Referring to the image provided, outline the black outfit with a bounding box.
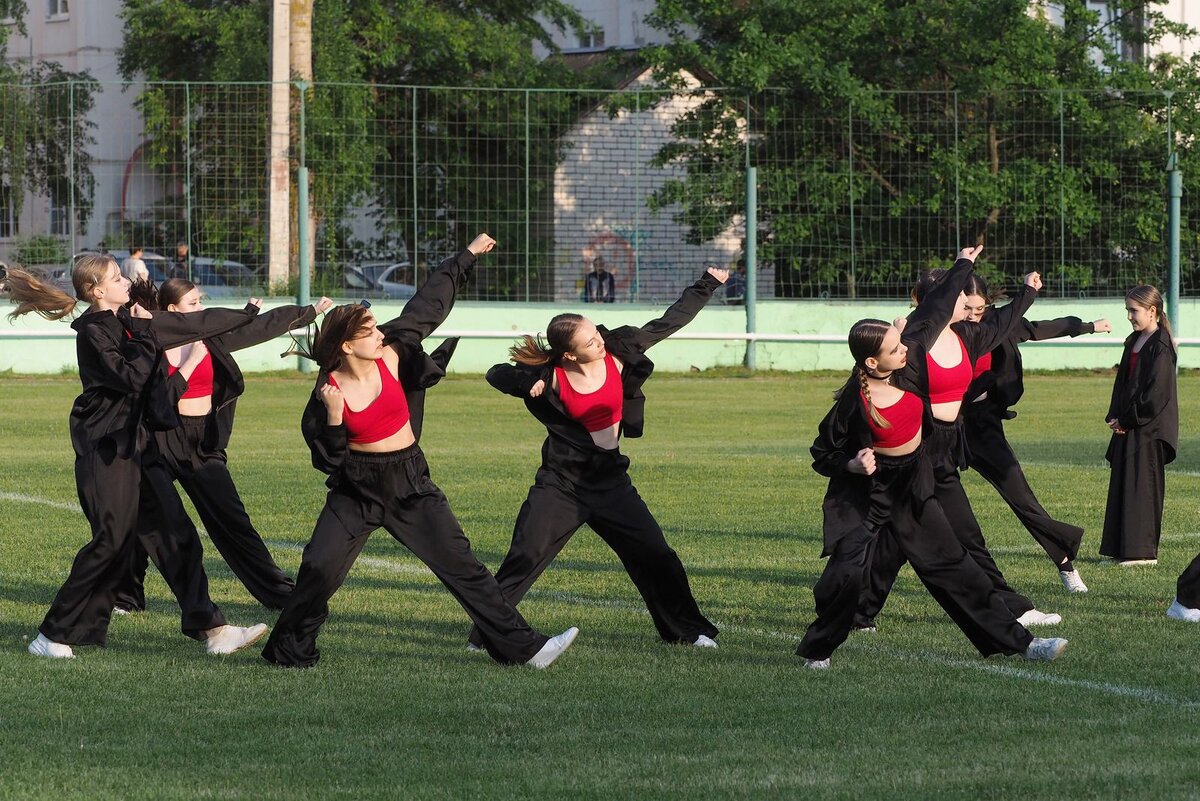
[262,250,551,668]
[467,272,723,648]
[1100,327,1178,560]
[114,304,319,611]
[1177,554,1200,608]
[962,315,1095,567]
[797,366,1034,660]
[38,306,254,646]
[584,269,615,303]
[857,261,1040,628]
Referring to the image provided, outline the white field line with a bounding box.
[8,491,1199,709]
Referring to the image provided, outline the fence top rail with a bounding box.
[4,79,1199,99]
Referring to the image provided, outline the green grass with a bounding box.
[1,372,1198,800]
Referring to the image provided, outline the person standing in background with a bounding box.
[584,252,615,303]
[122,246,149,282]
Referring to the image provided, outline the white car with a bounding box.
[343,261,417,300]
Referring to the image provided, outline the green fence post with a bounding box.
[746,166,758,370]
[1168,150,1181,341]
[296,80,312,373]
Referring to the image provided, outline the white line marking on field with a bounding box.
[9,491,1200,708]
[0,491,79,512]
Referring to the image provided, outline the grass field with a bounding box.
[1,371,1198,800]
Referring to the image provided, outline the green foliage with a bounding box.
[644,0,1200,297]
[11,234,69,265]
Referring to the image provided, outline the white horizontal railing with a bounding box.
[1,329,1198,345]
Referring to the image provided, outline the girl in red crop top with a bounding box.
[327,359,411,445]
[554,352,623,436]
[925,334,973,405]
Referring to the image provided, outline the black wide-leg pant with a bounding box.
[963,406,1084,566]
[798,449,1033,661]
[467,465,718,648]
[39,437,226,646]
[114,415,295,611]
[1100,430,1166,561]
[1177,553,1200,608]
[857,418,1035,627]
[261,445,548,668]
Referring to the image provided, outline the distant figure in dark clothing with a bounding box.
[170,241,190,280]
[584,255,615,303]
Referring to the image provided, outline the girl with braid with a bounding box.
[797,248,1067,668]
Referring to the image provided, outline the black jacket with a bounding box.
[964,314,1096,412]
[68,306,254,458]
[486,271,723,471]
[157,303,319,451]
[1106,326,1178,464]
[301,250,471,476]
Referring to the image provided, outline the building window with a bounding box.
[579,27,605,49]
[49,196,69,236]
[0,185,17,239]
[47,0,69,19]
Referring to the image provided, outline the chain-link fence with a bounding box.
[1,80,1195,302]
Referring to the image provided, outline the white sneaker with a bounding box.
[526,627,579,669]
[1118,558,1158,567]
[28,633,74,659]
[1166,598,1200,623]
[205,623,269,655]
[1059,569,1088,593]
[466,642,485,654]
[1023,637,1068,661]
[1016,609,1063,627]
[111,607,131,616]
[853,625,877,634]
[802,657,831,670]
[692,634,718,648]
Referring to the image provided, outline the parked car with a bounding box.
[343,261,417,300]
[74,250,243,299]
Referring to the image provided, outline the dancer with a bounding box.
[960,274,1111,592]
[1100,285,1178,565]
[3,257,268,658]
[1167,555,1200,622]
[262,234,578,668]
[466,267,727,651]
[857,249,1061,631]
[112,279,333,612]
[797,310,1067,668]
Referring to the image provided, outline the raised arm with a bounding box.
[900,246,980,351]
[377,234,494,349]
[1017,315,1108,343]
[486,361,548,399]
[960,272,1041,359]
[607,267,727,354]
[216,299,329,352]
[149,307,257,349]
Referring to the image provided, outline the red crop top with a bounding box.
[168,351,214,399]
[863,390,923,449]
[926,335,973,404]
[556,353,623,433]
[328,359,411,445]
[972,350,993,381]
[1128,350,1139,378]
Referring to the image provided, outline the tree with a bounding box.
[119,0,599,296]
[644,0,1200,297]
[0,3,97,239]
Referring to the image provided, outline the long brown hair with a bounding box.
[1127,284,1175,350]
[2,254,116,321]
[845,318,892,428]
[509,313,584,365]
[295,303,375,373]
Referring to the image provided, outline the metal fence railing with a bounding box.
[0,81,1195,302]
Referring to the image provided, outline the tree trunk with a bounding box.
[267,0,290,290]
[290,0,316,281]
